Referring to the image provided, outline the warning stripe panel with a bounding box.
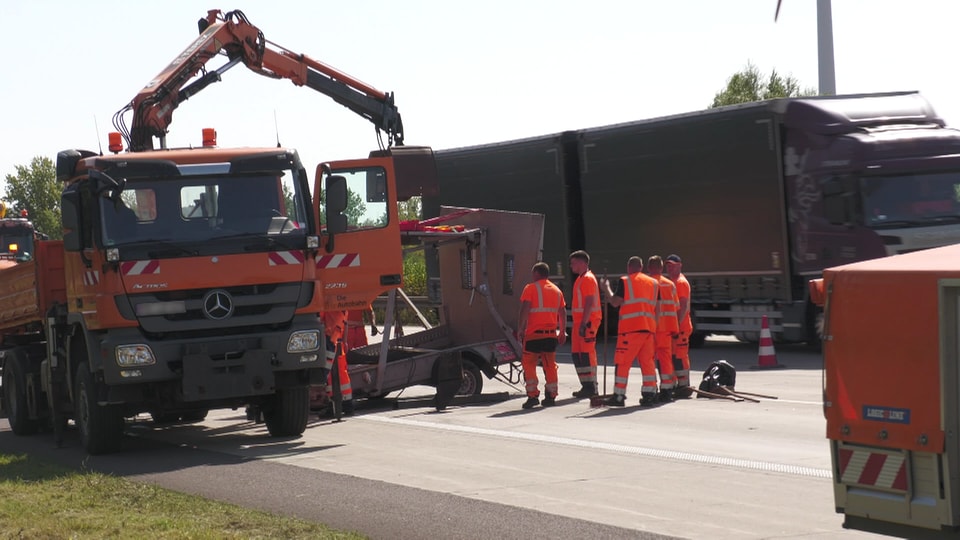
[82,270,100,286]
[120,260,160,276]
[315,253,360,269]
[838,447,907,492]
[268,251,305,266]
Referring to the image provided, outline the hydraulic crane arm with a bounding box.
[113,9,404,152]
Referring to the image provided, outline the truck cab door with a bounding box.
[315,157,403,311]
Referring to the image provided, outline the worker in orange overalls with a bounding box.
[647,255,678,402]
[568,250,602,398]
[600,256,659,407]
[345,305,377,350]
[665,254,693,398]
[322,310,354,416]
[517,262,567,409]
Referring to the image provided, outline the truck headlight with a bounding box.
[287,330,320,352]
[116,344,156,367]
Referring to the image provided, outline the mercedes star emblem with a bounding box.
[202,289,234,320]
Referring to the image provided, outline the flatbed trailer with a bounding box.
[317,208,544,411]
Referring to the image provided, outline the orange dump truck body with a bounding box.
[816,242,960,532]
[0,241,66,336]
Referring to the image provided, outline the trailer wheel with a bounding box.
[180,409,209,423]
[264,385,309,437]
[457,362,483,397]
[150,412,181,425]
[75,362,124,455]
[3,355,40,435]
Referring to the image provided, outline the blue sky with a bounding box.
[1,0,957,187]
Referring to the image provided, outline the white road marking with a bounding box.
[361,415,832,479]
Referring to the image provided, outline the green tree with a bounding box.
[344,189,366,227]
[318,187,366,227]
[398,197,421,221]
[710,62,817,108]
[3,156,61,239]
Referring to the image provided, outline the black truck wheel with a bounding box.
[3,354,40,435]
[264,385,309,437]
[75,362,124,455]
[457,362,483,397]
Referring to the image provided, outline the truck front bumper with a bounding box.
[98,314,325,402]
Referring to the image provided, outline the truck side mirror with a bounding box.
[325,175,348,235]
[61,187,82,252]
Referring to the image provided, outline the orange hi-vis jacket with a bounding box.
[674,273,693,333]
[522,278,564,338]
[572,270,602,325]
[323,310,347,341]
[618,272,658,333]
[655,275,679,334]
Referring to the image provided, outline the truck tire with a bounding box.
[457,362,483,397]
[75,362,125,455]
[264,385,309,437]
[3,354,40,435]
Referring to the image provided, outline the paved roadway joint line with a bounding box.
[361,415,831,480]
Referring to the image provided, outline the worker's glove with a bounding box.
[578,324,588,338]
[370,325,379,336]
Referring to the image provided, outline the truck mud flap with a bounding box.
[432,352,463,411]
[181,351,275,402]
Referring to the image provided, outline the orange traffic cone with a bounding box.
[751,315,786,370]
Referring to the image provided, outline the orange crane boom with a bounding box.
[113,9,404,152]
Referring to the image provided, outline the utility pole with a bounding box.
[816,0,836,95]
[775,0,836,95]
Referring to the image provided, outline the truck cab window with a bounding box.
[322,167,389,231]
[863,172,960,226]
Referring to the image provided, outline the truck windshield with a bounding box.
[100,171,311,246]
[0,227,34,260]
[862,172,960,227]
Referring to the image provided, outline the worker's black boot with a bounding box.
[541,395,557,407]
[674,386,693,399]
[604,394,626,407]
[640,393,658,407]
[658,389,674,403]
[522,397,539,409]
[572,384,598,399]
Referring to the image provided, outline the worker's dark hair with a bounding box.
[569,250,590,265]
[647,255,663,272]
[627,256,643,272]
[532,262,551,279]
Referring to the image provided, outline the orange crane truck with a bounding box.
[810,243,960,535]
[0,8,426,453]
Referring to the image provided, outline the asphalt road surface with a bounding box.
[0,337,910,539]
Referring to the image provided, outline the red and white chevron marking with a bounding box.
[838,447,908,491]
[315,253,360,269]
[120,260,160,276]
[268,251,305,266]
[82,270,100,286]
